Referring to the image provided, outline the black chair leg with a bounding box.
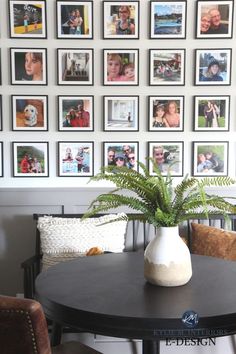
[51,322,62,346]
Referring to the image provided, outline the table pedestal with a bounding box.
[143,339,160,354]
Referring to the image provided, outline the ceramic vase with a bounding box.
[144,226,192,286]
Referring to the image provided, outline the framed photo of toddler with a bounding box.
[148,96,184,131]
[194,95,230,132]
[103,1,139,39]
[0,142,3,177]
[196,0,234,39]
[148,141,184,177]
[58,141,94,177]
[195,48,231,86]
[192,141,228,177]
[103,141,139,171]
[103,49,139,86]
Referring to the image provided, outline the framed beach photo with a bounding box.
[195,49,231,86]
[56,1,93,39]
[196,0,233,39]
[58,95,94,131]
[194,96,230,131]
[12,142,49,177]
[149,49,185,86]
[148,96,184,131]
[58,141,94,177]
[103,141,139,171]
[12,95,48,131]
[0,142,3,177]
[103,49,139,85]
[10,48,47,85]
[150,1,186,39]
[57,48,93,85]
[192,141,228,176]
[9,0,47,38]
[103,1,139,39]
[148,142,184,177]
[103,95,139,131]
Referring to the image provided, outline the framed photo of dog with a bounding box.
[11,95,48,131]
[0,142,3,177]
[103,141,139,171]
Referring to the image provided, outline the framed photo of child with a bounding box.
[103,95,139,131]
[9,0,47,38]
[148,96,184,131]
[103,49,139,85]
[12,141,49,177]
[149,49,185,86]
[148,141,184,176]
[192,141,228,176]
[0,142,3,177]
[58,141,94,177]
[56,1,93,39]
[195,49,231,86]
[11,95,48,131]
[103,1,139,39]
[103,141,139,171]
[58,95,94,131]
[194,96,230,132]
[150,1,187,39]
[196,0,234,39]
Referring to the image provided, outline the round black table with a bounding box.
[35,252,236,354]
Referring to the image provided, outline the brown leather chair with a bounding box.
[0,295,103,354]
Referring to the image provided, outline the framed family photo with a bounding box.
[103,141,139,171]
[148,141,184,176]
[10,48,47,85]
[58,95,94,131]
[149,49,185,86]
[58,141,94,177]
[103,49,139,85]
[194,95,230,131]
[12,141,49,177]
[195,48,231,85]
[150,1,186,39]
[11,95,48,131]
[196,0,234,39]
[103,1,139,39]
[192,141,228,176]
[57,48,93,85]
[56,1,93,39]
[148,96,184,131]
[103,95,139,131]
[9,0,47,38]
[0,142,3,177]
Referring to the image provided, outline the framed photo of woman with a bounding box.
[103,141,139,171]
[194,96,230,131]
[103,1,139,39]
[0,142,3,177]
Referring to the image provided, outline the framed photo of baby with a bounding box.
[148,96,184,131]
[196,0,233,39]
[103,141,139,171]
[0,142,3,177]
[192,142,228,177]
[103,49,139,85]
[194,95,230,132]
[103,1,139,39]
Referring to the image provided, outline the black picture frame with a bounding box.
[103,141,139,171]
[0,142,3,177]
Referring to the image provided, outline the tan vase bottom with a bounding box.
[144,258,192,287]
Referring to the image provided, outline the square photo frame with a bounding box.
[56,1,93,39]
[0,142,3,177]
[58,141,94,177]
[194,96,230,131]
[57,48,93,85]
[150,1,187,39]
[192,141,228,176]
[195,48,231,86]
[58,95,94,131]
[149,49,185,86]
[12,95,48,131]
[103,141,139,171]
[148,141,184,176]
[103,49,139,85]
[148,96,184,131]
[12,141,49,177]
[196,0,234,39]
[103,95,139,131]
[9,0,47,38]
[103,1,139,39]
[10,48,47,85]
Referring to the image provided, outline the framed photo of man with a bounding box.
[103,141,139,171]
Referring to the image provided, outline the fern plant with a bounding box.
[84,160,236,227]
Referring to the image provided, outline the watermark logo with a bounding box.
[182,310,199,328]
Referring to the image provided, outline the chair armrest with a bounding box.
[21,255,41,299]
